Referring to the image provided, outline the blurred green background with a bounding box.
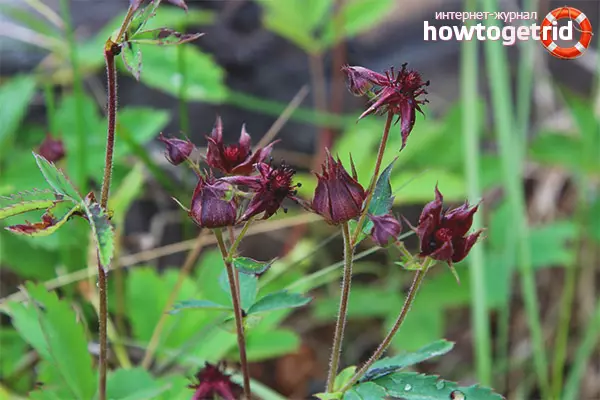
[0,0,599,399]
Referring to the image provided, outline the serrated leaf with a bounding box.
[247,290,311,315]
[6,203,81,237]
[6,283,96,399]
[343,381,387,400]
[122,42,143,81]
[233,257,275,276]
[315,393,343,400]
[84,202,115,269]
[219,270,258,311]
[372,372,505,400]
[33,153,82,201]
[130,28,203,46]
[361,339,454,382]
[0,190,67,220]
[169,299,232,314]
[334,366,357,392]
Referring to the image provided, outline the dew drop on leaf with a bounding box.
[404,384,412,391]
[450,390,465,400]
[436,381,445,390]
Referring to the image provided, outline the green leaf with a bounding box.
[367,158,396,221]
[322,0,394,46]
[245,329,300,361]
[130,28,203,46]
[219,269,258,311]
[127,0,161,37]
[315,393,343,400]
[334,366,357,392]
[83,202,115,269]
[122,42,143,81]
[6,202,81,237]
[372,372,504,400]
[169,299,232,314]
[361,340,454,382]
[0,190,67,220]
[529,132,583,171]
[144,8,214,29]
[0,75,37,148]
[33,153,82,201]
[247,290,311,314]
[106,367,170,400]
[343,382,387,400]
[6,283,96,399]
[233,257,275,275]
[119,44,227,102]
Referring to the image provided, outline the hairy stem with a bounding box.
[351,112,393,244]
[326,222,353,392]
[97,266,107,400]
[340,264,429,392]
[101,50,117,208]
[141,230,209,369]
[214,229,251,399]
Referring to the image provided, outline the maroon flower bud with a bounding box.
[188,362,241,400]
[189,173,237,228]
[158,133,194,165]
[369,213,402,247]
[342,64,429,150]
[311,149,366,225]
[221,162,300,221]
[38,134,65,163]
[206,116,277,176]
[409,185,482,266]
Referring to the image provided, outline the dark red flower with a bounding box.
[158,133,194,165]
[410,185,482,266]
[206,116,277,176]
[189,173,237,228]
[188,362,241,400]
[311,149,366,225]
[38,134,65,163]
[342,63,429,150]
[369,213,402,247]
[222,162,300,221]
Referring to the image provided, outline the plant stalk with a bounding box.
[101,50,117,208]
[97,266,107,400]
[351,111,394,244]
[214,229,251,399]
[340,264,429,393]
[326,222,353,392]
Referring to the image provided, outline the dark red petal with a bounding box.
[416,214,437,255]
[451,230,483,263]
[211,116,223,142]
[428,238,454,262]
[399,98,416,150]
[418,185,443,226]
[312,177,334,223]
[369,214,402,247]
[443,202,479,237]
[238,124,251,152]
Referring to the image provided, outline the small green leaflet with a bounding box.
[343,382,387,400]
[247,290,311,315]
[6,203,81,237]
[218,270,257,311]
[33,152,82,201]
[169,299,232,314]
[0,189,68,220]
[121,42,143,81]
[232,256,275,276]
[334,366,357,392]
[128,28,203,46]
[83,202,115,270]
[360,339,454,382]
[372,372,505,400]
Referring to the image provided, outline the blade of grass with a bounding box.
[481,0,550,396]
[58,0,87,193]
[561,296,600,400]
[461,0,491,385]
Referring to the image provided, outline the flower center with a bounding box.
[223,144,249,166]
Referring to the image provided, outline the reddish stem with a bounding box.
[101,50,117,208]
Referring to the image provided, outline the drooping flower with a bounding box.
[311,149,366,225]
[38,134,65,163]
[222,162,300,221]
[410,185,482,266]
[206,116,277,176]
[342,63,429,149]
[189,173,237,228]
[158,133,194,165]
[188,362,241,400]
[369,213,402,247]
